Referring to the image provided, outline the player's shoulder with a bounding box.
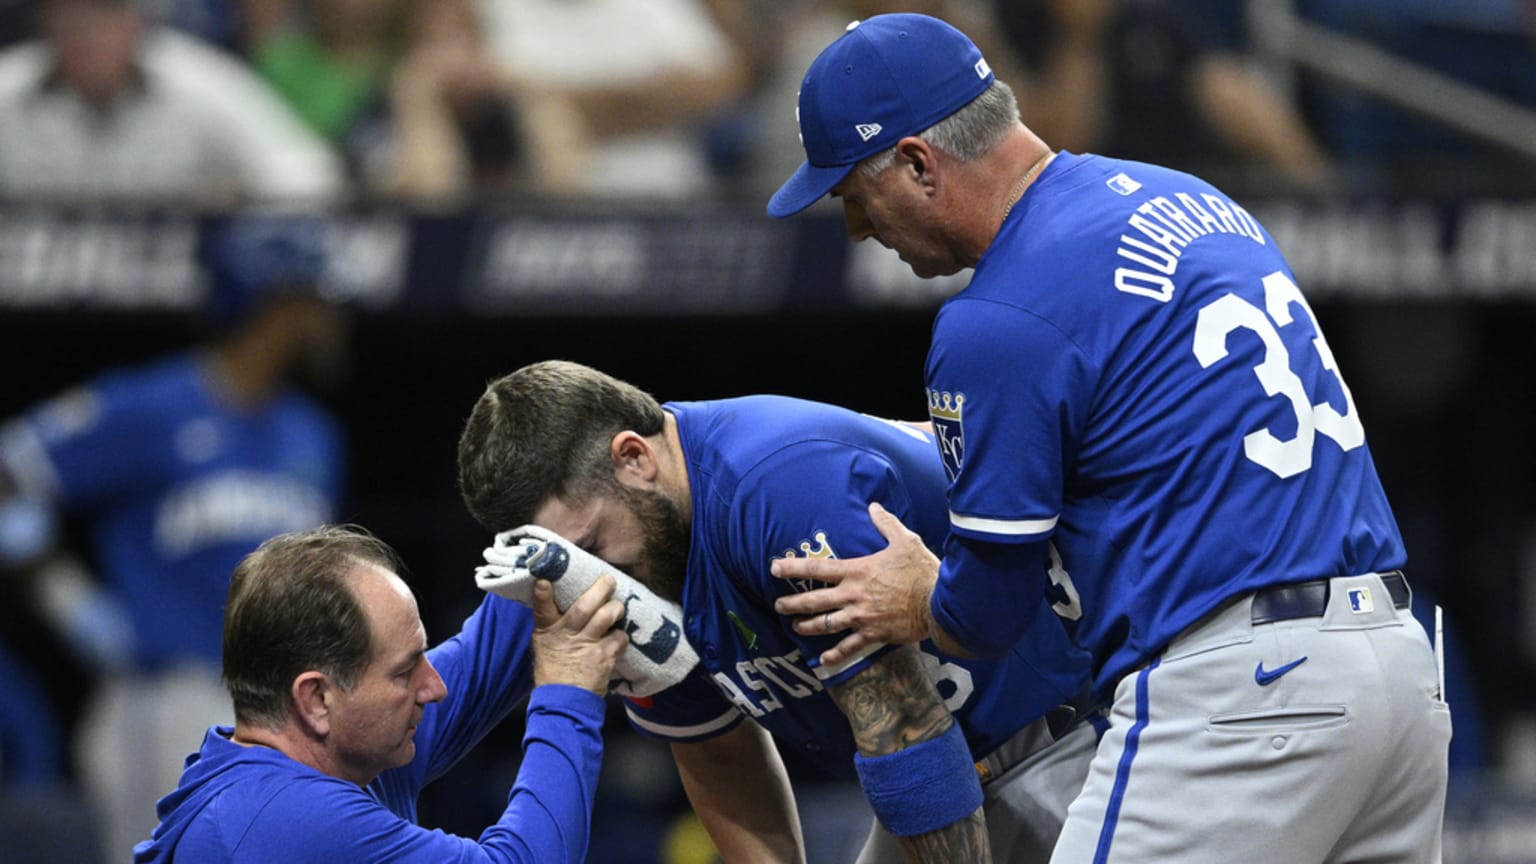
[975,152,1278,313]
[1037,153,1223,221]
[672,395,860,473]
[125,354,220,413]
[46,353,198,422]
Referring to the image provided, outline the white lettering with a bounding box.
[1176,193,1224,234]
[1229,202,1268,245]
[774,650,826,691]
[1114,268,1176,302]
[735,660,786,713]
[1201,194,1245,235]
[710,672,765,718]
[1128,213,1190,257]
[1117,235,1180,274]
[1145,197,1207,241]
[754,656,815,698]
[155,472,330,558]
[1112,190,1269,302]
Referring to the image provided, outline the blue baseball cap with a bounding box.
[202,212,329,325]
[767,14,994,219]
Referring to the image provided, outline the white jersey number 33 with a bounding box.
[1193,271,1364,479]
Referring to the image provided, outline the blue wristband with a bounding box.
[853,721,983,837]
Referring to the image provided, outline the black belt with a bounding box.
[1250,571,1410,625]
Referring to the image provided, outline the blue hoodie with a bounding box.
[133,596,608,864]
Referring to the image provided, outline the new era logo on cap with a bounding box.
[767,13,996,218]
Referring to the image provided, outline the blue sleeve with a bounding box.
[1,376,165,505]
[226,687,607,863]
[930,534,1051,659]
[623,665,742,743]
[927,298,1093,544]
[484,684,608,864]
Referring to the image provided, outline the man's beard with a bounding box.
[616,484,691,604]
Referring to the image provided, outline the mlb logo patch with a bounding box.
[1106,173,1142,196]
[1347,587,1374,614]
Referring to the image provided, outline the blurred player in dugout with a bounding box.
[0,212,350,862]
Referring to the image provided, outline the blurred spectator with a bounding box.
[246,0,400,146]
[0,0,343,206]
[248,0,582,204]
[0,212,349,861]
[993,0,1334,194]
[471,0,750,199]
[1297,0,1536,184]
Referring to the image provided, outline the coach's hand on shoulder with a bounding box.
[771,502,940,666]
[530,574,629,695]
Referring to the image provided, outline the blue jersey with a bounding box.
[133,597,606,864]
[624,396,1090,779]
[0,352,344,668]
[925,152,1405,695]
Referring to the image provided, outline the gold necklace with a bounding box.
[1000,150,1056,224]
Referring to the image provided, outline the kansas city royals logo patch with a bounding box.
[773,530,836,595]
[927,389,966,481]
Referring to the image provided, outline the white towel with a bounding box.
[476,524,699,697]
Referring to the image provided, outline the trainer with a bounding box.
[133,524,627,863]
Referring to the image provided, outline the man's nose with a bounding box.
[418,658,447,704]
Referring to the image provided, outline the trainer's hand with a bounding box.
[531,573,628,696]
[771,502,939,667]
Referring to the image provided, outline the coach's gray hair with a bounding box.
[457,360,666,532]
[857,80,1020,178]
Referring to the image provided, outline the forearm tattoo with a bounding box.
[830,646,992,863]
[899,809,991,863]
[828,645,951,755]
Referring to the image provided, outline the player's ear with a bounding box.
[610,430,659,487]
[292,671,332,737]
[896,137,936,186]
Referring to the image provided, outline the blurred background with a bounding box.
[0,0,1534,861]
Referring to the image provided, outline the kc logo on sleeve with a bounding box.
[927,389,966,481]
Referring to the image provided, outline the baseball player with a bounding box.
[766,13,1451,863]
[0,213,348,860]
[456,360,1098,863]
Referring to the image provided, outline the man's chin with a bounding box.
[907,259,962,280]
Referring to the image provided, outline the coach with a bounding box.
[768,13,1451,863]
